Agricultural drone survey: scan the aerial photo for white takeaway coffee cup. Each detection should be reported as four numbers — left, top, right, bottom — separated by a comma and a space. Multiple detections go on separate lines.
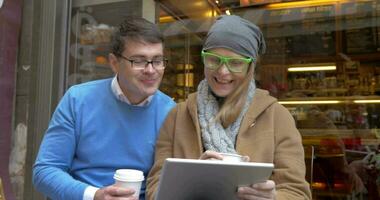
113, 169, 144, 198
219, 152, 244, 162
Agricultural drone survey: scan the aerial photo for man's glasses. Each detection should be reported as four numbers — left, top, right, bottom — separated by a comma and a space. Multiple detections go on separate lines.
118, 55, 168, 70
201, 50, 254, 73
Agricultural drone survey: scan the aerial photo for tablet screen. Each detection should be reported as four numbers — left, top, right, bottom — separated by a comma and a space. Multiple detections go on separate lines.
155, 158, 274, 200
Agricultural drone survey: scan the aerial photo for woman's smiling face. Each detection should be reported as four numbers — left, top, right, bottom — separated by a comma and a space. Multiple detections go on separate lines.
204, 48, 253, 97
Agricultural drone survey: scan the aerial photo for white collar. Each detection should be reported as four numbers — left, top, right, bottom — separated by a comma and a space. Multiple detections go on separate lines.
111, 75, 153, 106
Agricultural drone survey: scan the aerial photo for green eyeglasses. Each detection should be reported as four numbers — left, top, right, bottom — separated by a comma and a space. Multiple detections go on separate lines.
201, 50, 254, 73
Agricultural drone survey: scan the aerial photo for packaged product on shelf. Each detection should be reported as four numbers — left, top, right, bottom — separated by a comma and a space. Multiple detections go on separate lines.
95, 56, 108, 65
80, 24, 95, 45
94, 24, 114, 44
80, 24, 114, 45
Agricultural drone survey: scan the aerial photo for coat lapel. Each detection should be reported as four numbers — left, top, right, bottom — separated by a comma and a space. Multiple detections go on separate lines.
238, 89, 276, 135
186, 93, 204, 155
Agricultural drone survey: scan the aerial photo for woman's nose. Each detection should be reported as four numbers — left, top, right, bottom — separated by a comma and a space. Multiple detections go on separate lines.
217, 63, 230, 75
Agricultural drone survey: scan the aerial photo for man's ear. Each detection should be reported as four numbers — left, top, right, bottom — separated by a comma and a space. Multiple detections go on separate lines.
108, 53, 119, 74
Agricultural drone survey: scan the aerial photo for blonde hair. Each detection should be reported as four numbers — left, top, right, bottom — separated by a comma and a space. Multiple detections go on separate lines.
215, 63, 255, 128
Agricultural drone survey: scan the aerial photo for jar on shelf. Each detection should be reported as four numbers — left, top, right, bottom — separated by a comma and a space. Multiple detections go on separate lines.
323, 76, 337, 88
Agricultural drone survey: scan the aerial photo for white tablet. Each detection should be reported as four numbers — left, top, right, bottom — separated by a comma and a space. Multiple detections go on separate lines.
155, 158, 274, 200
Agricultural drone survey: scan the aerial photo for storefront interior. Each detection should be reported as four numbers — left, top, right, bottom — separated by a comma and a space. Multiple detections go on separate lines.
66, 0, 380, 199
6, 0, 380, 199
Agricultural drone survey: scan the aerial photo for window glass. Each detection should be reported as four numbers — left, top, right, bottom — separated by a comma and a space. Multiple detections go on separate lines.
68, 0, 142, 87
158, 0, 380, 199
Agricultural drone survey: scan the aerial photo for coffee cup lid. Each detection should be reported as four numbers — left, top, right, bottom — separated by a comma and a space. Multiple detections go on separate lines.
219, 153, 243, 162
114, 169, 144, 182
219, 153, 242, 158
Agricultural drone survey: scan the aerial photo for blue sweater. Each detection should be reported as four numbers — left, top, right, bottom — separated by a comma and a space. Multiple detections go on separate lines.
33, 78, 175, 200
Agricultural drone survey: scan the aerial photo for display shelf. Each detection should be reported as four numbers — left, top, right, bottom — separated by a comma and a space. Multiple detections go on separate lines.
73, 0, 126, 7
280, 95, 380, 102
92, 44, 111, 54
287, 88, 348, 95
362, 138, 380, 146
301, 129, 379, 148
78, 62, 109, 69
311, 189, 357, 198
345, 71, 360, 74
261, 56, 336, 65
346, 52, 380, 61
316, 153, 345, 158
300, 128, 379, 136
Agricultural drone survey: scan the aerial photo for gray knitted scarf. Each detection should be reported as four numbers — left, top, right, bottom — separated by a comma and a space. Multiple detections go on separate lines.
197, 79, 256, 153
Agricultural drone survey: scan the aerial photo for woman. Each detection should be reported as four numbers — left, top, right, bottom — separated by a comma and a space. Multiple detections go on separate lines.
147, 15, 311, 200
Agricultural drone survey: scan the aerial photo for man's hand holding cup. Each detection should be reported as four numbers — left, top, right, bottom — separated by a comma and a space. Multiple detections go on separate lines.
94, 169, 144, 200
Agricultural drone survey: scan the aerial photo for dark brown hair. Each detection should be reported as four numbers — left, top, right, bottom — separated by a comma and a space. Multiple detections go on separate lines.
111, 17, 164, 56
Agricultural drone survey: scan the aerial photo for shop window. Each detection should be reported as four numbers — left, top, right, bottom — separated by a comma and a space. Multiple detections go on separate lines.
157, 0, 380, 199
68, 0, 142, 87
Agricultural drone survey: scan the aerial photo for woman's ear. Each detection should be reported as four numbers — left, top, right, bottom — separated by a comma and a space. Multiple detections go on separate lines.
108, 53, 119, 74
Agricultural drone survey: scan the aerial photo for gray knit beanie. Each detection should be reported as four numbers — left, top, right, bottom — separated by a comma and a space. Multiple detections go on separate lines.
203, 15, 266, 59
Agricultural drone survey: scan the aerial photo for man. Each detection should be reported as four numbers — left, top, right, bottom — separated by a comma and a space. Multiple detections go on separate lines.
33, 17, 175, 200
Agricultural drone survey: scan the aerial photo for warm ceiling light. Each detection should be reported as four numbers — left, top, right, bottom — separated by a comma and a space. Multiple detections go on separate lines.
279, 99, 380, 105
159, 15, 175, 23
288, 63, 336, 72
354, 100, 380, 104
205, 11, 212, 17
288, 65, 336, 72
267, 0, 341, 9
194, 2, 205, 7
279, 100, 341, 104
215, 0, 219, 4
225, 9, 231, 15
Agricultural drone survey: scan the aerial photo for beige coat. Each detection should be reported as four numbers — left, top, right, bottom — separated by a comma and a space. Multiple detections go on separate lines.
147, 89, 311, 200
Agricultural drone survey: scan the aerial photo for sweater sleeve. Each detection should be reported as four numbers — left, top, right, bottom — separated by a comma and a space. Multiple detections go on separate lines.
272, 103, 312, 200
32, 88, 89, 200
146, 107, 178, 200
